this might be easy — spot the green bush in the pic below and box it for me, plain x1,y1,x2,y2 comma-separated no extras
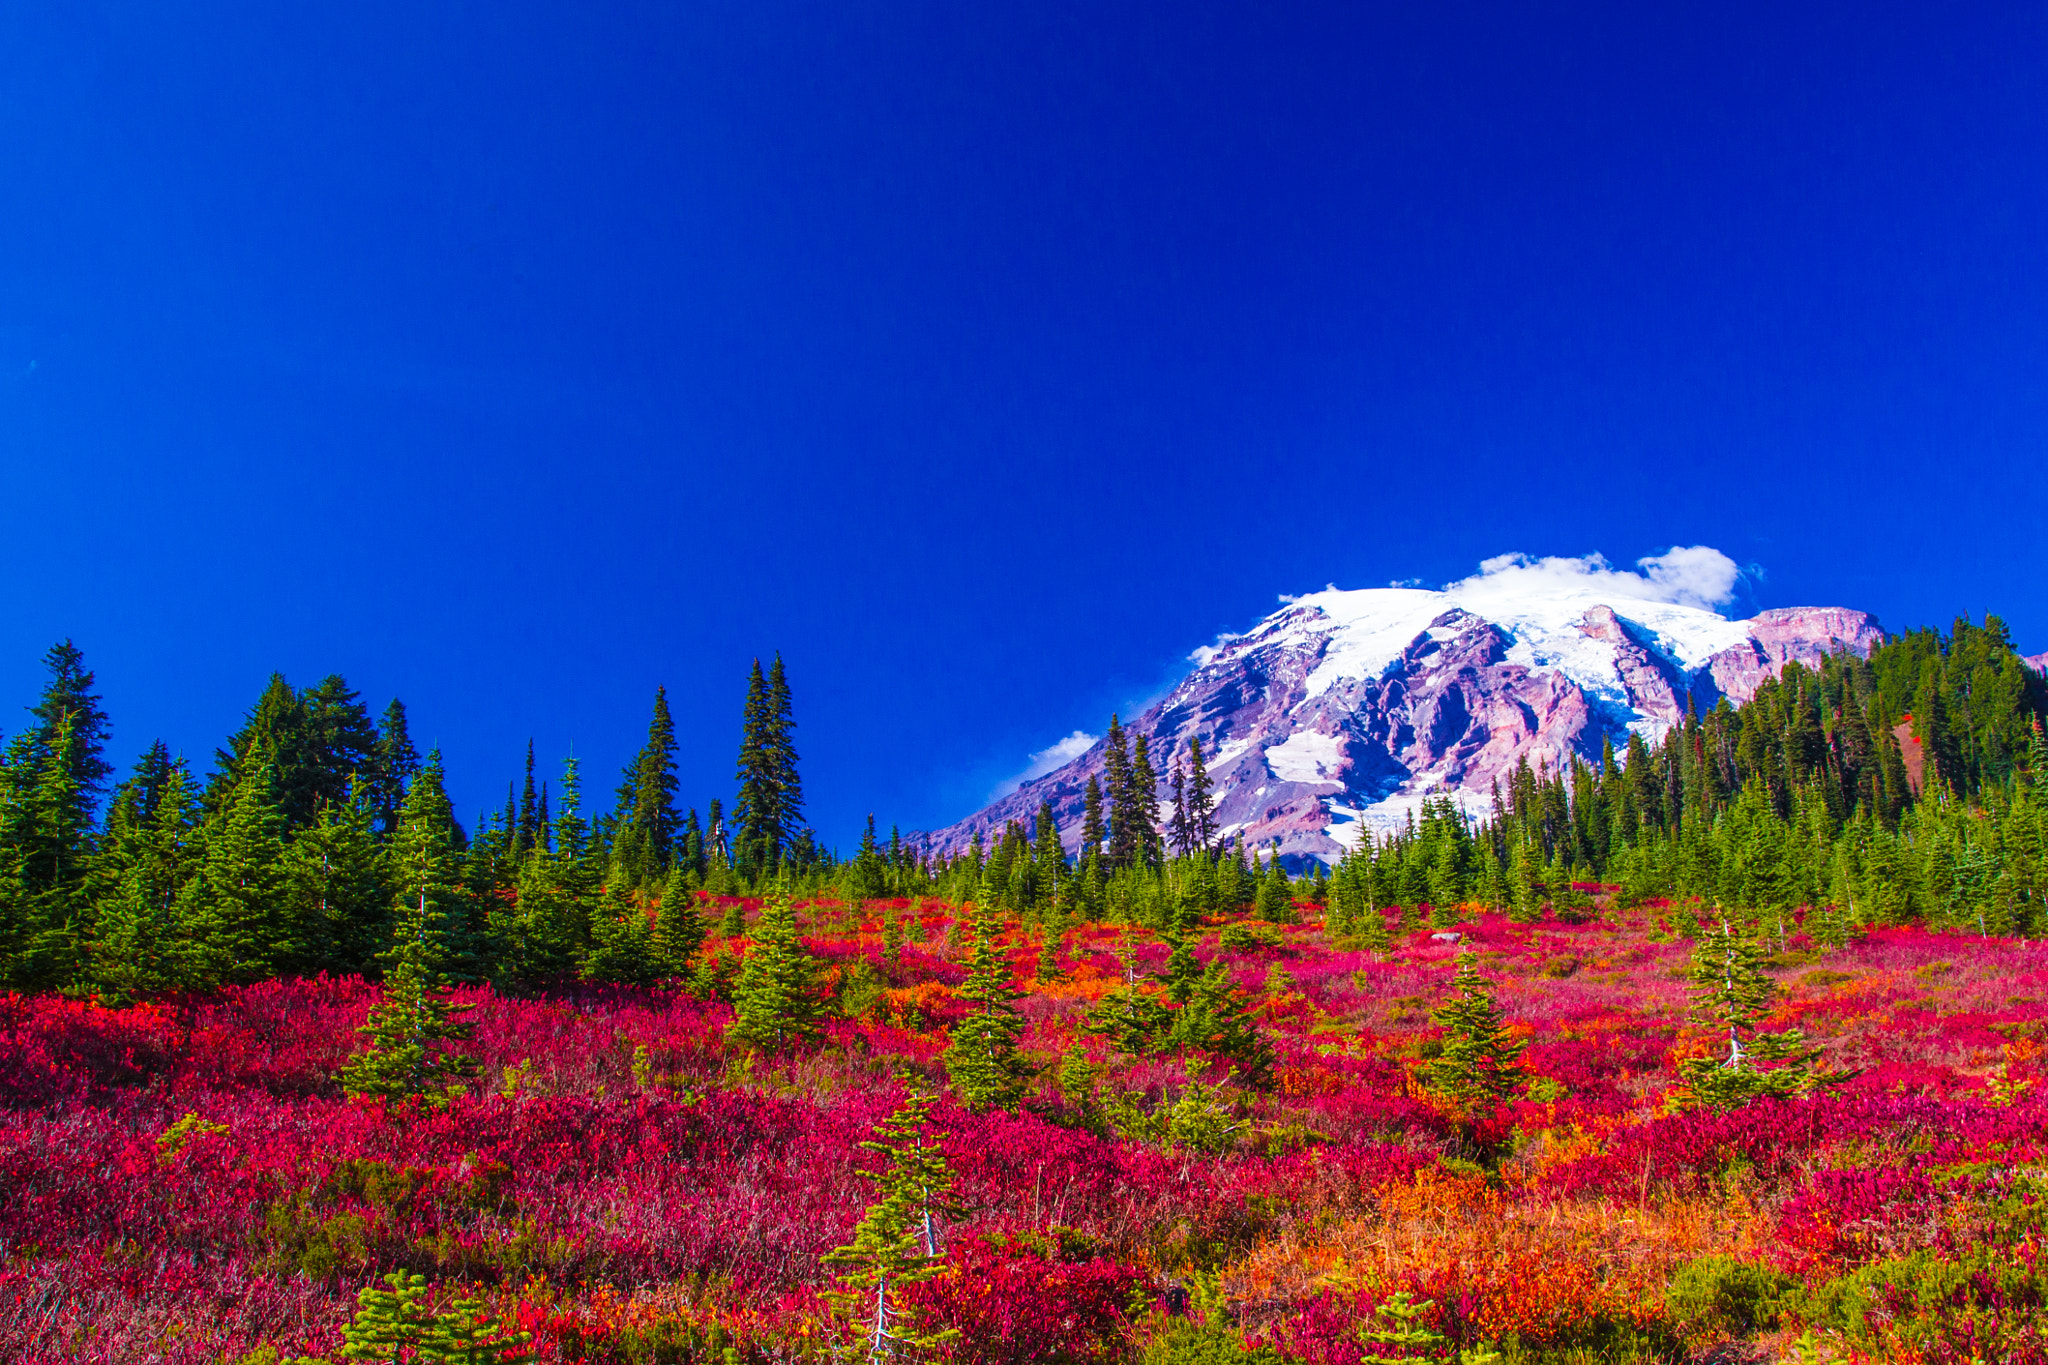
1666,1254,1795,1336
1218,922,1285,953
1139,1320,1280,1365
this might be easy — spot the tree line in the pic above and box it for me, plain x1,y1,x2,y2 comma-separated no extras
3,613,2045,1002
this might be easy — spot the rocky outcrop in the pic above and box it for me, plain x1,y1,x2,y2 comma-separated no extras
928,588,1885,867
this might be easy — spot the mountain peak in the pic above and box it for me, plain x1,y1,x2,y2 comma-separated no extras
931,558,1883,866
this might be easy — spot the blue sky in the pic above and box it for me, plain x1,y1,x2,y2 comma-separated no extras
2,2,2045,846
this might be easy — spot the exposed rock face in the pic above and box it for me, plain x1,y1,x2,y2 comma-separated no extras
2027,651,2048,678
928,584,1886,868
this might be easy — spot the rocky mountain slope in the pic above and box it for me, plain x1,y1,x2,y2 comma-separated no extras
932,574,1884,866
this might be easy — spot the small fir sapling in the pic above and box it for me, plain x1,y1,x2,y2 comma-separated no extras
823,1084,961,1364
339,889,477,1106
718,898,747,939
1169,962,1274,1089
651,863,706,974
1426,950,1525,1121
881,905,905,969
338,1270,534,1365
1677,913,1849,1111
943,886,1029,1110
726,881,820,1053
1035,916,1066,982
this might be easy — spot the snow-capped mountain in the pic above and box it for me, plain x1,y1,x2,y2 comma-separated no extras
930,553,1885,866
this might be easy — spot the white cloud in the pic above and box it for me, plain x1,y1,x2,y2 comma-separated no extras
987,729,1098,800
1188,631,1243,666
1446,545,1742,612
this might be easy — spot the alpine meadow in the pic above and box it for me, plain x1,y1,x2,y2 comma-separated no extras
6,601,2048,1365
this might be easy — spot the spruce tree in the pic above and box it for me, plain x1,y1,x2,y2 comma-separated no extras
371,699,421,837
727,881,821,1052
652,862,706,975
1032,801,1064,912
1186,737,1218,856
340,882,477,1105
1170,961,1273,1088
1103,718,1137,870
515,739,540,859
29,639,114,816
1081,775,1107,863
1427,950,1525,1120
383,754,477,980
339,1270,534,1365
734,658,805,882
1132,734,1164,869
0,712,96,989
1677,915,1847,1111
943,889,1028,1110
279,786,388,975
1254,855,1297,925
615,687,682,888
90,763,201,1002
822,1085,961,1364
182,750,291,984
501,844,583,984
584,878,659,985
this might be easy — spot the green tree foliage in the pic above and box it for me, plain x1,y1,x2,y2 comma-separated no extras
1170,962,1274,1088
652,862,706,975
339,1270,534,1365
733,655,805,883
279,787,388,976
1427,950,1525,1120
943,889,1028,1110
89,761,203,1002
181,750,291,985
340,885,477,1105
1676,915,1847,1111
612,687,681,889
583,879,660,985
726,882,821,1053
1253,854,1296,924
822,1085,961,1364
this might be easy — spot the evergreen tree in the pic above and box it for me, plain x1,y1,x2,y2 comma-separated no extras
1132,734,1164,869
1170,961,1274,1088
279,786,388,975
0,715,95,988
1103,718,1138,870
1032,801,1064,912
614,687,682,888
515,740,540,859
733,657,805,882
29,639,113,816
652,861,707,975
339,1270,534,1365
584,878,659,985
1677,915,1848,1111
943,889,1028,1110
822,1085,961,1364
89,762,201,1002
371,699,422,837
1427,950,1525,1120
727,881,821,1052
1254,855,1296,924
1185,737,1218,856
499,844,584,984
340,881,477,1104
182,750,291,984
1081,775,1107,863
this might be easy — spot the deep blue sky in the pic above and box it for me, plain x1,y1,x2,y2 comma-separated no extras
3,2,2045,846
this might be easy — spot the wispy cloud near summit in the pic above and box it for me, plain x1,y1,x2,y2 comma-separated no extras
1449,545,1743,612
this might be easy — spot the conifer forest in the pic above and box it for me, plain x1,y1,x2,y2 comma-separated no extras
6,622,2048,1364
